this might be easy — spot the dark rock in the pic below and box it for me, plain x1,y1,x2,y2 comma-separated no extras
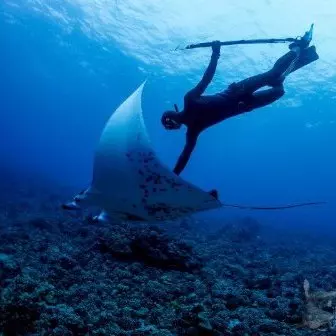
246,276,272,290
0,253,20,284
258,320,282,333
186,327,199,335
267,307,287,321
118,317,141,331
198,312,213,332
128,230,202,272
230,320,250,335
58,255,77,270
210,216,262,243
225,293,250,310
0,300,41,335
288,298,301,310
28,217,50,230
0,274,42,335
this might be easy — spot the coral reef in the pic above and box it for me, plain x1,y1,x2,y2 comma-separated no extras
0,168,334,335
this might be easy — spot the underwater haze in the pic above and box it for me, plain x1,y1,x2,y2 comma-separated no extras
1,0,335,227
2,1,336,335
1,0,336,230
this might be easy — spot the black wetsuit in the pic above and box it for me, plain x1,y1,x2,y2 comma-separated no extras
173,46,317,175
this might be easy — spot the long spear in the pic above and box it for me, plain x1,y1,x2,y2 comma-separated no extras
176,24,314,51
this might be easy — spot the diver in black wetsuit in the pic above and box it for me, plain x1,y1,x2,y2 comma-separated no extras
161,33,319,178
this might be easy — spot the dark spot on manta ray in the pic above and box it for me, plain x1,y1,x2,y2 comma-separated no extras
144,203,187,216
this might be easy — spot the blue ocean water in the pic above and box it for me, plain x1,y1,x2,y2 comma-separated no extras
1,1,335,228
1,1,336,335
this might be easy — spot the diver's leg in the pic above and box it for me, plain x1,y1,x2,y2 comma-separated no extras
241,85,285,111
284,45,319,75
228,51,298,96
229,46,318,97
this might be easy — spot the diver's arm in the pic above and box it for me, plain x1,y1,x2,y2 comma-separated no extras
173,130,199,175
185,42,221,99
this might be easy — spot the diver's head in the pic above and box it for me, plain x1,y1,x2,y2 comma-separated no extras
161,111,182,130
161,104,183,130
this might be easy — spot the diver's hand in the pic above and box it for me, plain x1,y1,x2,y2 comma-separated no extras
211,40,221,56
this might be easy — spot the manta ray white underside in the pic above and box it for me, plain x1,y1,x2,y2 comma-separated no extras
70,81,222,222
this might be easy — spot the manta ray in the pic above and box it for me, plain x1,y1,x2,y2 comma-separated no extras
63,81,221,222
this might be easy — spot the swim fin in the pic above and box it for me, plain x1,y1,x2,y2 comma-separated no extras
288,45,319,74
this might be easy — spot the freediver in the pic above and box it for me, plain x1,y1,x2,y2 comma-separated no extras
161,28,319,181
